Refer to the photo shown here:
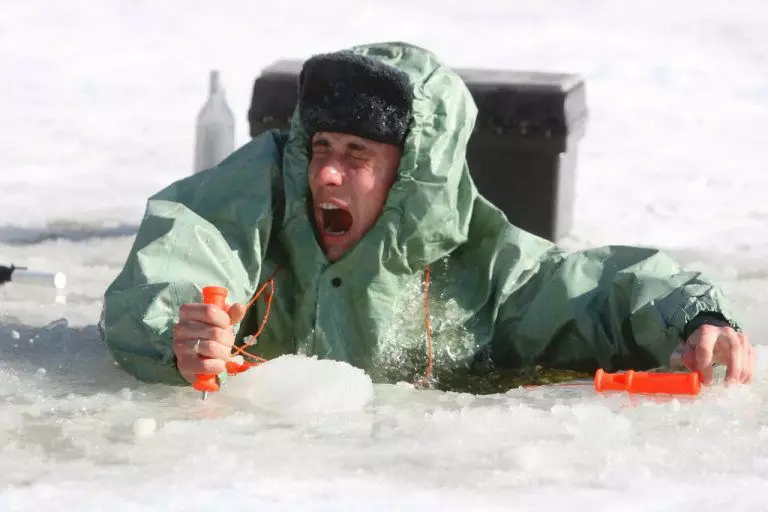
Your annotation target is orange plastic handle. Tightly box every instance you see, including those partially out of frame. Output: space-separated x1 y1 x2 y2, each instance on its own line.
594 368 701 396
192 286 229 393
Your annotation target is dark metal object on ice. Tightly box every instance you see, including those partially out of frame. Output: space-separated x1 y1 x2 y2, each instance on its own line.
0 264 67 289
247 60 588 242
0 264 12 285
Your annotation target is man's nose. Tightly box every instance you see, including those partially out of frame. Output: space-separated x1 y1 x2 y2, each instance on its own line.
315 160 344 187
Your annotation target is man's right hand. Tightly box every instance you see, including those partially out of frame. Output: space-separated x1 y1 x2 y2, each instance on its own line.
172 301 247 385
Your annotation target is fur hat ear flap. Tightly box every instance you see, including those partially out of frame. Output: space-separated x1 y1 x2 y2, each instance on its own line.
298 51 413 147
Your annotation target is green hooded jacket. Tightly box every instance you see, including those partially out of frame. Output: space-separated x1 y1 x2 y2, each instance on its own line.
100 42 740 392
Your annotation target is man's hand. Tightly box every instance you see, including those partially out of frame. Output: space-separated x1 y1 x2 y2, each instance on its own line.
681 324 755 385
172 301 247 385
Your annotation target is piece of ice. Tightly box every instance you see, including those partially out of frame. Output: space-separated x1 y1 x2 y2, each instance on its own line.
132 418 157 439
224 354 374 413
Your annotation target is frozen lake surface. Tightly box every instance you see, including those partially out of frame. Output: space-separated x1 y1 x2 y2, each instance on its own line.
1 0 767 509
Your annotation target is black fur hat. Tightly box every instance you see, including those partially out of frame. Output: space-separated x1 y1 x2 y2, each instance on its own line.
298 51 414 147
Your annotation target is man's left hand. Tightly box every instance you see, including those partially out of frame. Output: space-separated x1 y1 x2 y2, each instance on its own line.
681 324 756 385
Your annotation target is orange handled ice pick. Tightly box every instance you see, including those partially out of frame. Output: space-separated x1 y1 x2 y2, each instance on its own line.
192 285 264 399
189 281 273 400
594 368 701 396
192 286 230 400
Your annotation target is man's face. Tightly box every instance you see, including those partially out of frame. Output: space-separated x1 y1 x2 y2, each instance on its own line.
308 131 402 262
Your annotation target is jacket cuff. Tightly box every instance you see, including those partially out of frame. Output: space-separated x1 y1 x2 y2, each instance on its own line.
682 312 734 341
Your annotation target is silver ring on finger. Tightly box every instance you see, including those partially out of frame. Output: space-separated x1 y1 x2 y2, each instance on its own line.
193 338 202 355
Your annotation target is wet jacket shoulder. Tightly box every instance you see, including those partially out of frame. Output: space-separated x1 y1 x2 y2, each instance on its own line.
99 130 287 384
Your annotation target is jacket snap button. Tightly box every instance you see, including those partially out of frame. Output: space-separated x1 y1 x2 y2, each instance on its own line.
331 277 342 287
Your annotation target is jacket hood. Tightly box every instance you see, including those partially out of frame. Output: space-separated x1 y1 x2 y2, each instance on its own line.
281 42 479 278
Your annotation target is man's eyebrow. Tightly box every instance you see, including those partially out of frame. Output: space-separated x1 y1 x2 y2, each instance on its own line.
311 138 331 147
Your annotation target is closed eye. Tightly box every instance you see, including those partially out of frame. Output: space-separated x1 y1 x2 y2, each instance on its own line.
346 143 372 162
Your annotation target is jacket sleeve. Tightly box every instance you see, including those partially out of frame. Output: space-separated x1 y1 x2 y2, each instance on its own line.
486 218 741 373
99 133 284 385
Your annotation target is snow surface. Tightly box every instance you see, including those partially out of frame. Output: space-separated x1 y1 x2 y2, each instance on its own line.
1 0 767 510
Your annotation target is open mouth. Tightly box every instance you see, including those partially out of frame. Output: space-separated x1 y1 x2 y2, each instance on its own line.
319 202 353 236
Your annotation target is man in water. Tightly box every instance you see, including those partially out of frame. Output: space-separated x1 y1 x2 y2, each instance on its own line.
100 42 754 392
